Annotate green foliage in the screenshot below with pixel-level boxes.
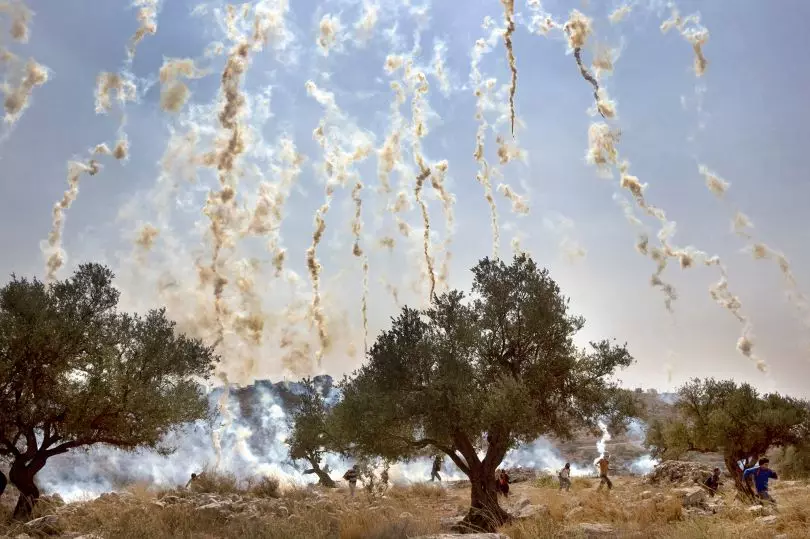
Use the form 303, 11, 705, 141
287, 378, 337, 465
332, 255, 637, 477
0, 263, 218, 471
644, 378, 810, 465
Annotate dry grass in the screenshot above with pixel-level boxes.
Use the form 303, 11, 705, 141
0, 476, 808, 538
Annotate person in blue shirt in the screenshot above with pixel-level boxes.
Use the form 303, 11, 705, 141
742, 457, 778, 504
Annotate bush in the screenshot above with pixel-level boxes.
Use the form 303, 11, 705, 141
247, 476, 281, 498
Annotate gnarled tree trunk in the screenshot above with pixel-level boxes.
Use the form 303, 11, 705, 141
305, 458, 336, 488
724, 454, 756, 502
10, 455, 47, 521
462, 466, 510, 532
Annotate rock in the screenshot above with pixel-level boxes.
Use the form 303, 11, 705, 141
511, 497, 531, 511
646, 461, 716, 486
747, 505, 765, 516
399, 511, 414, 519
72, 535, 104, 539
13, 534, 33, 539
640, 491, 653, 499
410, 535, 510, 539
672, 487, 707, 507
502, 467, 536, 483
755, 515, 778, 525
439, 516, 465, 530
575, 523, 617, 538
512, 504, 549, 520
23, 515, 62, 536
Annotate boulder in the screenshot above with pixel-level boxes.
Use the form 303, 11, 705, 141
410, 535, 510, 539
23, 515, 62, 536
565, 506, 585, 521
755, 515, 777, 525
646, 461, 715, 486
672, 487, 707, 507
574, 523, 617, 538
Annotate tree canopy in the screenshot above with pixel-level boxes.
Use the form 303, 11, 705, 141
644, 377, 810, 497
0, 263, 219, 518
331, 255, 637, 530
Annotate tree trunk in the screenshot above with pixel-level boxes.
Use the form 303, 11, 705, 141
309, 460, 336, 488
461, 467, 510, 532
10, 459, 41, 521
724, 454, 756, 502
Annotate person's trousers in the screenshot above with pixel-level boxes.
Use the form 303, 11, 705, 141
598, 474, 612, 490
559, 477, 571, 491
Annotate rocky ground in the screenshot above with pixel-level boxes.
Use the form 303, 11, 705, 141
0, 461, 808, 538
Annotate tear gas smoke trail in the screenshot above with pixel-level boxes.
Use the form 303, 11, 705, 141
497, 182, 529, 215
0, 0, 31, 43
431, 41, 450, 96
246, 137, 305, 277
593, 420, 611, 464
129, 0, 158, 61
380, 60, 409, 259
350, 178, 369, 352
354, 1, 379, 45
304, 80, 374, 362
500, 0, 517, 137
429, 160, 454, 290
569, 12, 760, 369
700, 165, 810, 337
661, 5, 709, 77
563, 11, 613, 119
159, 58, 207, 113
203, 37, 252, 350
609, 4, 632, 24
41, 160, 102, 281
472, 35, 500, 259
0, 1, 46, 128
406, 61, 437, 300
317, 13, 342, 56
2, 56, 47, 124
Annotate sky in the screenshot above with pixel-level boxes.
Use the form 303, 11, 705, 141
1, 0, 809, 398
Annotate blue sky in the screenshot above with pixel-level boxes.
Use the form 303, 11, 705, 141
1, 0, 809, 396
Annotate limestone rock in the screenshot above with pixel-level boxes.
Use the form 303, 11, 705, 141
574, 523, 617, 538
646, 461, 716, 486
672, 486, 706, 507
755, 515, 777, 525
23, 515, 62, 536
410, 535, 510, 539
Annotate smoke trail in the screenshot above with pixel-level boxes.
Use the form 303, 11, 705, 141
700, 165, 810, 339
594, 420, 612, 462
500, 0, 517, 137
660, 6, 709, 77
159, 58, 207, 113
317, 13, 342, 56
304, 79, 374, 362
40, 160, 102, 280
609, 4, 632, 24
563, 10, 614, 119
129, 0, 159, 61
407, 59, 437, 300
350, 178, 369, 352
471, 35, 500, 258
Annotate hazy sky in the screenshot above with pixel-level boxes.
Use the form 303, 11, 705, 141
1, 0, 809, 397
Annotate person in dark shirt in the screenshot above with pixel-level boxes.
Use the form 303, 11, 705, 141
430, 455, 443, 482
704, 467, 722, 496
343, 465, 359, 497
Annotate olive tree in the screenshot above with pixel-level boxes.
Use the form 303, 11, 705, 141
645, 378, 810, 498
286, 378, 337, 488
332, 255, 637, 531
0, 264, 218, 519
